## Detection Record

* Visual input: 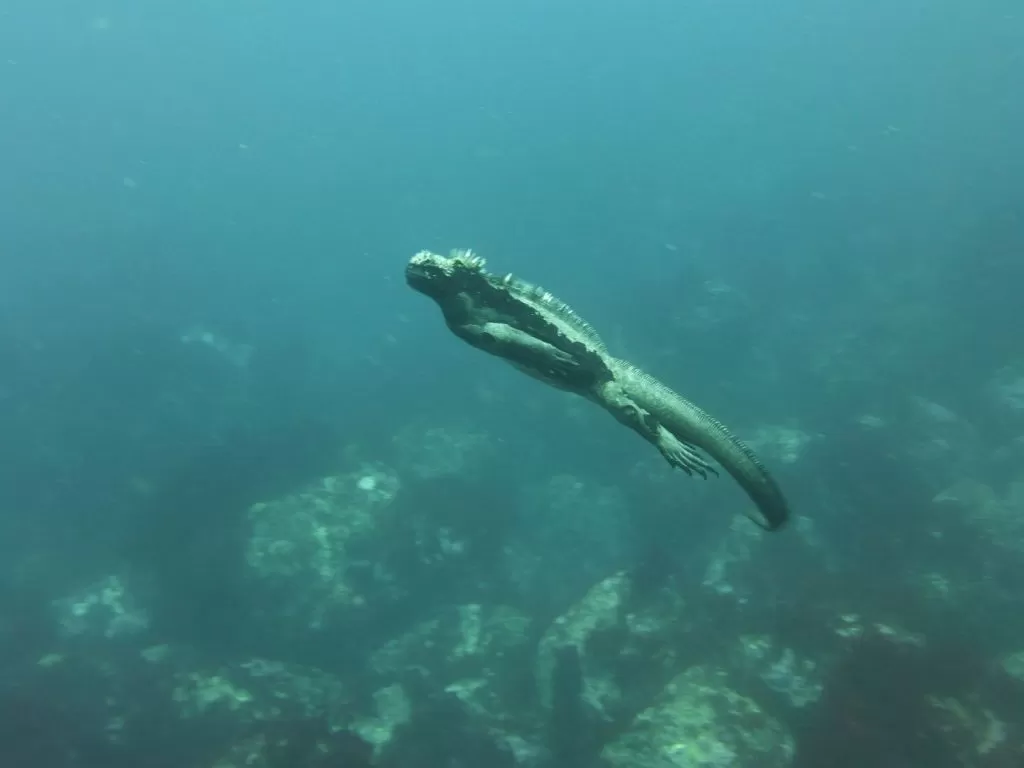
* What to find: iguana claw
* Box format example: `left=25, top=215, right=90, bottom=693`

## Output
left=657, top=428, right=718, bottom=479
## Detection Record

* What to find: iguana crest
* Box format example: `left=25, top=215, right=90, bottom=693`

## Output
left=498, top=271, right=607, bottom=354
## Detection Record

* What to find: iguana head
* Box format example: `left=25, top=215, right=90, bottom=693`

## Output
left=405, top=249, right=489, bottom=301
left=408, top=248, right=609, bottom=359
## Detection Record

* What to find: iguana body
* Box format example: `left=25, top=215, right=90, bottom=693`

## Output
left=406, top=249, right=790, bottom=530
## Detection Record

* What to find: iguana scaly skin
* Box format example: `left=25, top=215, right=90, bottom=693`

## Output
left=406, top=249, right=790, bottom=531
left=607, top=359, right=790, bottom=530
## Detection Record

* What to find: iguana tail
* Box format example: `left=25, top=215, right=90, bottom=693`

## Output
left=612, top=360, right=791, bottom=531
left=687, top=411, right=791, bottom=531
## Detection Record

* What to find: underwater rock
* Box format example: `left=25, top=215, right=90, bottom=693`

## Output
left=904, top=396, right=984, bottom=488
left=599, top=665, right=793, bottom=768
left=391, top=422, right=495, bottom=480
left=244, top=463, right=402, bottom=630
left=733, top=634, right=822, bottom=709
left=988, top=366, right=1024, bottom=414
left=535, top=570, right=693, bottom=732
left=179, top=325, right=254, bottom=368
left=792, top=626, right=1024, bottom=768
left=3, top=639, right=366, bottom=768
left=744, top=425, right=815, bottom=466
left=52, top=572, right=150, bottom=640
left=376, top=687, right=525, bottom=768
left=349, top=682, right=413, bottom=757
left=237, top=450, right=532, bottom=667
left=170, top=656, right=349, bottom=723
left=700, top=516, right=768, bottom=601
left=370, top=603, right=533, bottom=680
left=368, top=602, right=541, bottom=764
left=1002, top=650, right=1024, bottom=682
left=933, top=478, right=1024, bottom=554
left=506, top=474, right=630, bottom=611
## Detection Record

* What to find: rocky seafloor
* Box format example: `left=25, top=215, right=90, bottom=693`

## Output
left=4, top=391, right=1024, bottom=767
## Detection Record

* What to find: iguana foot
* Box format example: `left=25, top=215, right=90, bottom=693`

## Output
left=657, top=428, right=719, bottom=478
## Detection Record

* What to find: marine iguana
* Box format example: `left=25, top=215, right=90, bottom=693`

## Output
left=406, top=249, right=790, bottom=531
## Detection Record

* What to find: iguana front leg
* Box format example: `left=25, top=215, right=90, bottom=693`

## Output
left=455, top=321, right=582, bottom=373
left=593, top=381, right=718, bottom=478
